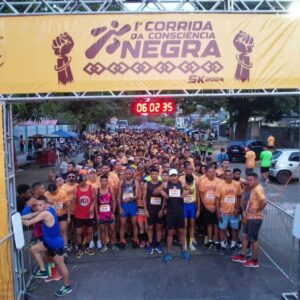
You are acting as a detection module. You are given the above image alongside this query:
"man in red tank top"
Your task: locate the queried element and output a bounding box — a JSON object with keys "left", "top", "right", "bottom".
{"left": 73, "top": 174, "right": 97, "bottom": 259}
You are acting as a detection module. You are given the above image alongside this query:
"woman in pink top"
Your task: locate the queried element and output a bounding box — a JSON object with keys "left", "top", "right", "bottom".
{"left": 96, "top": 174, "right": 117, "bottom": 252}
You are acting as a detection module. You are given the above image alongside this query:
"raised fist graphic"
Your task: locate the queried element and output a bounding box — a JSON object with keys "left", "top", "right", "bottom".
{"left": 52, "top": 33, "right": 74, "bottom": 85}
{"left": 233, "top": 31, "right": 254, "bottom": 82}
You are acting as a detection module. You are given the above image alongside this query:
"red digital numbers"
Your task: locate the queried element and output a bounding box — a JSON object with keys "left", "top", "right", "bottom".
{"left": 132, "top": 98, "right": 176, "bottom": 115}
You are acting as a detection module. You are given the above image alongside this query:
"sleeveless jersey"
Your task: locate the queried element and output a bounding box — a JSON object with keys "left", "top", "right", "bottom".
{"left": 75, "top": 184, "right": 94, "bottom": 219}
{"left": 98, "top": 188, "right": 113, "bottom": 221}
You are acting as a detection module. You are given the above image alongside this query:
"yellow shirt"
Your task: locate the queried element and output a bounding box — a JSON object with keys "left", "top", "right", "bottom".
{"left": 267, "top": 136, "right": 275, "bottom": 147}
{"left": 45, "top": 190, "right": 68, "bottom": 217}
{"left": 87, "top": 180, "right": 100, "bottom": 190}
{"left": 245, "top": 150, "right": 256, "bottom": 168}
{"left": 246, "top": 184, "right": 266, "bottom": 220}
{"left": 200, "top": 177, "right": 222, "bottom": 211}
{"left": 61, "top": 183, "right": 77, "bottom": 215}
{"left": 215, "top": 181, "right": 242, "bottom": 215}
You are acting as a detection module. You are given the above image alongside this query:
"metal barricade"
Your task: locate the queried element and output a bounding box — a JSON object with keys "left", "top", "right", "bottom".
{"left": 260, "top": 200, "right": 298, "bottom": 290}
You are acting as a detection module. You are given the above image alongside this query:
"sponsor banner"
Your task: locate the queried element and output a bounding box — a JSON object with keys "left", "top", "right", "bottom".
{"left": 0, "top": 13, "right": 300, "bottom": 94}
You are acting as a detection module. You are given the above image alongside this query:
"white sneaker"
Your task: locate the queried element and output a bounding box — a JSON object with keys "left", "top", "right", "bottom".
{"left": 189, "top": 243, "right": 197, "bottom": 251}
{"left": 97, "top": 240, "right": 102, "bottom": 249}
{"left": 89, "top": 240, "right": 95, "bottom": 249}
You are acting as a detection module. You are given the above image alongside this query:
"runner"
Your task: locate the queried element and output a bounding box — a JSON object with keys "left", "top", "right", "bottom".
{"left": 179, "top": 163, "right": 200, "bottom": 251}
{"left": 21, "top": 196, "right": 72, "bottom": 297}
{"left": 267, "top": 134, "right": 275, "bottom": 150}
{"left": 95, "top": 174, "right": 118, "bottom": 252}
{"left": 232, "top": 172, "right": 267, "bottom": 268}
{"left": 216, "top": 159, "right": 230, "bottom": 179}
{"left": 118, "top": 167, "right": 140, "bottom": 249}
{"left": 143, "top": 167, "right": 165, "bottom": 254}
{"left": 158, "top": 169, "right": 191, "bottom": 263}
{"left": 73, "top": 174, "right": 96, "bottom": 258}
{"left": 215, "top": 169, "right": 242, "bottom": 254}
{"left": 260, "top": 146, "right": 273, "bottom": 184}
{"left": 45, "top": 184, "right": 70, "bottom": 254}
{"left": 245, "top": 147, "right": 256, "bottom": 176}
{"left": 200, "top": 166, "right": 221, "bottom": 250}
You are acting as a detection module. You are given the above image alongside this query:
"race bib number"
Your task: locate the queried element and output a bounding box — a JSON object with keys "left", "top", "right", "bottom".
{"left": 150, "top": 197, "right": 162, "bottom": 205}
{"left": 169, "top": 189, "right": 181, "bottom": 198}
{"left": 138, "top": 208, "right": 145, "bottom": 215}
{"left": 224, "top": 196, "right": 236, "bottom": 204}
{"left": 206, "top": 193, "right": 215, "bottom": 202}
{"left": 184, "top": 195, "right": 195, "bottom": 203}
{"left": 99, "top": 204, "right": 110, "bottom": 213}
{"left": 54, "top": 203, "right": 63, "bottom": 210}
{"left": 123, "top": 192, "right": 134, "bottom": 202}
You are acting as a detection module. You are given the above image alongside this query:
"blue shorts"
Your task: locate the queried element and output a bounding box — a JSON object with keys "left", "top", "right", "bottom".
{"left": 218, "top": 214, "right": 239, "bottom": 230}
{"left": 184, "top": 202, "right": 196, "bottom": 219}
{"left": 121, "top": 202, "right": 137, "bottom": 218}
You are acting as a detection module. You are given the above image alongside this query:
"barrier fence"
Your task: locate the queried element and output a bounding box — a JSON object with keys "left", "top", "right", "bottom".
{"left": 260, "top": 200, "right": 298, "bottom": 292}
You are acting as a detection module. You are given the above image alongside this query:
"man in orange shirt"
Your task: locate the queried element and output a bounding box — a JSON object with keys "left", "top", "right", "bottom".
{"left": 215, "top": 160, "right": 230, "bottom": 179}
{"left": 200, "top": 166, "right": 222, "bottom": 249}
{"left": 267, "top": 135, "right": 275, "bottom": 150}
{"left": 245, "top": 148, "right": 256, "bottom": 176}
{"left": 232, "top": 172, "right": 267, "bottom": 268}
{"left": 216, "top": 169, "right": 242, "bottom": 254}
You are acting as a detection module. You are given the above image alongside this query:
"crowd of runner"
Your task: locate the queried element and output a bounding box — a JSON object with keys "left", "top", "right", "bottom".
{"left": 18, "top": 129, "right": 268, "bottom": 297}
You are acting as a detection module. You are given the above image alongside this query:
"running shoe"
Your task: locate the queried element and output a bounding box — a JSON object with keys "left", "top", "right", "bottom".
{"left": 181, "top": 250, "right": 191, "bottom": 260}
{"left": 139, "top": 240, "right": 146, "bottom": 248}
{"left": 100, "top": 245, "right": 108, "bottom": 253}
{"left": 44, "top": 274, "right": 62, "bottom": 283}
{"left": 119, "top": 242, "right": 126, "bottom": 250}
{"left": 146, "top": 246, "right": 154, "bottom": 255}
{"left": 189, "top": 243, "right": 197, "bottom": 252}
{"left": 243, "top": 259, "right": 260, "bottom": 268}
{"left": 75, "top": 249, "right": 83, "bottom": 259}
{"left": 132, "top": 241, "right": 139, "bottom": 249}
{"left": 230, "top": 246, "right": 236, "bottom": 253}
{"left": 205, "top": 241, "right": 214, "bottom": 249}
{"left": 214, "top": 242, "right": 221, "bottom": 251}
{"left": 111, "top": 244, "right": 119, "bottom": 251}
{"left": 55, "top": 286, "right": 72, "bottom": 297}
{"left": 32, "top": 269, "right": 48, "bottom": 279}
{"left": 89, "top": 240, "right": 95, "bottom": 249}
{"left": 155, "top": 245, "right": 163, "bottom": 254}
{"left": 246, "top": 249, "right": 253, "bottom": 258}
{"left": 231, "top": 254, "right": 247, "bottom": 263}
{"left": 97, "top": 240, "right": 102, "bottom": 249}
{"left": 220, "top": 247, "right": 227, "bottom": 255}
{"left": 85, "top": 247, "right": 95, "bottom": 256}
{"left": 163, "top": 253, "right": 173, "bottom": 263}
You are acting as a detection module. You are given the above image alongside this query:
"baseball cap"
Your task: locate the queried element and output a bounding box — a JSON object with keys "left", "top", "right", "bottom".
{"left": 128, "top": 156, "right": 134, "bottom": 162}
{"left": 88, "top": 168, "right": 97, "bottom": 174}
{"left": 76, "top": 174, "right": 86, "bottom": 183}
{"left": 169, "top": 169, "right": 178, "bottom": 176}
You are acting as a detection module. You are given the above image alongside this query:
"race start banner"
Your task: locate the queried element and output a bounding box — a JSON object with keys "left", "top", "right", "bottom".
{"left": 0, "top": 13, "right": 300, "bottom": 94}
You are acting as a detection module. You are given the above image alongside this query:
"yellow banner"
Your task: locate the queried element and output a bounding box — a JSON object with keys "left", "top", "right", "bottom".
{"left": 0, "top": 13, "right": 300, "bottom": 94}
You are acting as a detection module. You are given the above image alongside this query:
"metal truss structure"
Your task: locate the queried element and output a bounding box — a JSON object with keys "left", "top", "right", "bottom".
{"left": 0, "top": 0, "right": 300, "bottom": 101}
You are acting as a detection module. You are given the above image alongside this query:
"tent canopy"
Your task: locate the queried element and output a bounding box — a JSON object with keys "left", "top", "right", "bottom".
{"left": 51, "top": 130, "right": 77, "bottom": 138}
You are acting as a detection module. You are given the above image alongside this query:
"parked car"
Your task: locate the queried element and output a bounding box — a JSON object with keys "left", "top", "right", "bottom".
{"left": 269, "top": 149, "right": 299, "bottom": 184}
{"left": 226, "top": 139, "right": 265, "bottom": 162}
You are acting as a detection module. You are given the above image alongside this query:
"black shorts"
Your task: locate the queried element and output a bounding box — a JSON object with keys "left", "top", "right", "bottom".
{"left": 243, "top": 219, "right": 263, "bottom": 242}
{"left": 202, "top": 207, "right": 218, "bottom": 226}
{"left": 148, "top": 212, "right": 163, "bottom": 226}
{"left": 167, "top": 214, "right": 185, "bottom": 230}
{"left": 58, "top": 214, "right": 68, "bottom": 222}
{"left": 43, "top": 241, "right": 64, "bottom": 257}
{"left": 200, "top": 151, "right": 206, "bottom": 156}
{"left": 261, "top": 166, "right": 270, "bottom": 173}
{"left": 74, "top": 218, "right": 94, "bottom": 228}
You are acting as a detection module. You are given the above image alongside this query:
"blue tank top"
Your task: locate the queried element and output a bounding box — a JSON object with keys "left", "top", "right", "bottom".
{"left": 42, "top": 206, "right": 64, "bottom": 249}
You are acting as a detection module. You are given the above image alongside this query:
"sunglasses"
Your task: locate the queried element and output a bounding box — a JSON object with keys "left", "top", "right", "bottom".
{"left": 67, "top": 176, "right": 76, "bottom": 179}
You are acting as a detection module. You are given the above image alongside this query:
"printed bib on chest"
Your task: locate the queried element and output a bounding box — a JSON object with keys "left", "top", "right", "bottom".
{"left": 224, "top": 196, "right": 236, "bottom": 204}
{"left": 99, "top": 204, "right": 110, "bottom": 213}
{"left": 150, "top": 197, "right": 162, "bottom": 205}
{"left": 123, "top": 192, "right": 134, "bottom": 202}
{"left": 169, "top": 188, "right": 181, "bottom": 198}
{"left": 206, "top": 193, "right": 215, "bottom": 202}
{"left": 184, "top": 195, "right": 195, "bottom": 203}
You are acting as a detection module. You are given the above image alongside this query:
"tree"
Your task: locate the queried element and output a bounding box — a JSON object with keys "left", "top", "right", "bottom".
{"left": 181, "top": 96, "right": 299, "bottom": 139}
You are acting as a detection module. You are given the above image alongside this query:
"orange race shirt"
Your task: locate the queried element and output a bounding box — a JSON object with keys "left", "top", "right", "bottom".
{"left": 215, "top": 168, "right": 225, "bottom": 178}
{"left": 215, "top": 181, "right": 242, "bottom": 215}
{"left": 245, "top": 150, "right": 256, "bottom": 168}
{"left": 246, "top": 184, "right": 266, "bottom": 220}
{"left": 87, "top": 180, "right": 100, "bottom": 190}
{"left": 200, "top": 177, "right": 222, "bottom": 211}
{"left": 45, "top": 189, "right": 68, "bottom": 217}
{"left": 61, "top": 183, "right": 77, "bottom": 215}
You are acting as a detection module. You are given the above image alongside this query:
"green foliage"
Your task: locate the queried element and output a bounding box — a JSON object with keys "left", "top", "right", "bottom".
{"left": 165, "top": 118, "right": 175, "bottom": 127}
